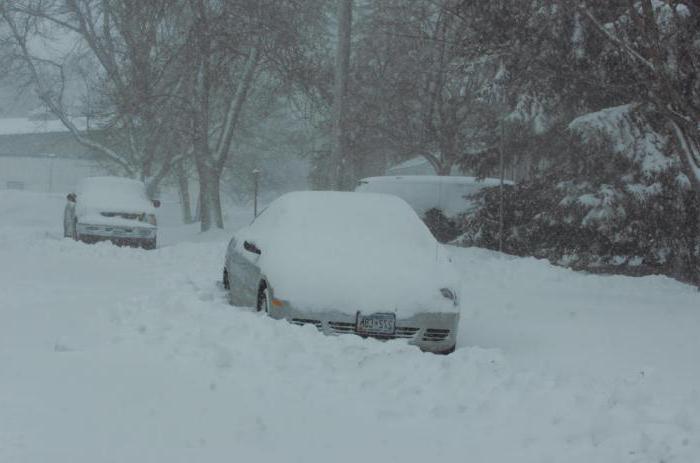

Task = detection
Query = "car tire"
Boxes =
[437,344,456,355]
[142,239,156,250]
[256,285,271,314]
[222,269,230,290]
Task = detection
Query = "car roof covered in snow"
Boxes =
[75,176,154,215]
[237,191,459,315]
[251,190,434,241]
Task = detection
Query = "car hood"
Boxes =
[236,228,460,317]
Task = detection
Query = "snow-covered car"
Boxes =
[355,175,508,217]
[355,175,511,242]
[64,176,160,249]
[222,191,461,354]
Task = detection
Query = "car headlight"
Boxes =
[440,288,457,305]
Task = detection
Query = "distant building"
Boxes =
[386,156,461,176]
[0,117,105,193]
[386,155,530,182]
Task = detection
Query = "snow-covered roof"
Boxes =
[360,175,505,186]
[390,156,431,170]
[236,191,459,315]
[0,117,88,136]
[387,156,468,176]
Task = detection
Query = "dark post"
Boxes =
[252,169,260,218]
[499,121,505,253]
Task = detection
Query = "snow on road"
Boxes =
[1,190,699,462]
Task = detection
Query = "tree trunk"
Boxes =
[435,159,452,176]
[196,163,213,232]
[330,0,352,190]
[211,170,224,229]
[176,161,193,224]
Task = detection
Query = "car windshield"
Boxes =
[100,212,146,221]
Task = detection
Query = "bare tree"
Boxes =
[0,0,188,194]
[183,0,261,231]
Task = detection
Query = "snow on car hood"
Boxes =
[236,191,460,316]
[75,176,155,218]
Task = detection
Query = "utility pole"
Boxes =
[499,121,505,253]
[330,0,352,190]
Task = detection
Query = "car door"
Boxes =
[226,234,264,307]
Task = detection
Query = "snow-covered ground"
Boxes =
[1,190,699,463]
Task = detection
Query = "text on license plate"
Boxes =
[356,312,396,334]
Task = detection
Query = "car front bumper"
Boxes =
[76,223,156,247]
[268,305,459,354]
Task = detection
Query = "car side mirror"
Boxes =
[152,199,161,208]
[243,240,261,255]
[67,193,76,203]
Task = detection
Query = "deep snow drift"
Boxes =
[1,190,699,463]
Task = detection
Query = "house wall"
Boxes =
[0,155,104,193]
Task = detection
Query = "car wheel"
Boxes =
[256,285,271,314]
[222,269,230,290]
[142,239,156,250]
[437,344,456,355]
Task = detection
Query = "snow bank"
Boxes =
[237,191,459,315]
[0,189,66,244]
[2,191,700,463]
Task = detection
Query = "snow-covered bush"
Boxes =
[423,208,461,244]
[456,124,699,283]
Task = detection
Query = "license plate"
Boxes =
[356,312,396,335]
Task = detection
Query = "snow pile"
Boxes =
[0,189,65,243]
[237,191,459,314]
[2,191,700,463]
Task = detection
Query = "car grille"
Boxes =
[291,318,322,329]
[327,321,419,339]
[291,319,447,342]
[328,321,355,333]
[422,328,450,342]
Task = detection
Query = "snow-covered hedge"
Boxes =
[456,127,699,284]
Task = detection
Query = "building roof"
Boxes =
[0,117,88,136]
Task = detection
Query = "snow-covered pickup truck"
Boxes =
[64,176,160,250]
